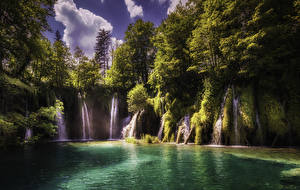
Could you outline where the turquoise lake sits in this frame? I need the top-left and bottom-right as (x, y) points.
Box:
(1, 142), (300, 190)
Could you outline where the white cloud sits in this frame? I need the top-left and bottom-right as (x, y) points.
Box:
(54, 0), (113, 58)
(111, 37), (123, 49)
(124, 0), (143, 18)
(167, 0), (188, 14)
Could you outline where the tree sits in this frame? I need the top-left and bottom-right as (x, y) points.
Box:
(0, 0), (55, 74)
(94, 29), (111, 73)
(127, 84), (149, 113)
(125, 19), (155, 84)
(49, 37), (72, 88)
(74, 46), (101, 90)
(55, 30), (62, 42)
(105, 44), (136, 91)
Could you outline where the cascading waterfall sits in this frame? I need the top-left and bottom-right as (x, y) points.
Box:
(79, 93), (92, 140)
(109, 96), (118, 139)
(81, 104), (86, 139)
(122, 116), (131, 128)
(84, 102), (92, 139)
(56, 110), (67, 141)
(157, 114), (165, 140)
(183, 115), (190, 142)
(25, 128), (32, 140)
(211, 89), (228, 145)
(157, 97), (165, 140)
(122, 111), (140, 138)
(25, 98), (32, 140)
(233, 87), (240, 145)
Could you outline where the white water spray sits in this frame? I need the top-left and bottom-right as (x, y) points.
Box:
(25, 99), (32, 140)
(109, 96), (118, 139)
(122, 111), (141, 138)
(79, 93), (92, 140)
(233, 87), (240, 145)
(183, 115), (190, 142)
(57, 110), (67, 140)
(25, 128), (32, 140)
(211, 89), (228, 145)
(157, 114), (165, 140)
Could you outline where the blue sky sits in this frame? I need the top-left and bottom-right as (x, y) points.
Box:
(45, 0), (187, 57)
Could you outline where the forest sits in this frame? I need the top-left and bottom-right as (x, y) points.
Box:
(1, 0), (300, 148)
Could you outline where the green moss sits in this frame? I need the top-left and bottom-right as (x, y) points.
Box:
(152, 91), (164, 117)
(239, 85), (255, 131)
(194, 125), (202, 145)
(222, 87), (233, 145)
(191, 78), (222, 144)
(162, 110), (173, 142)
(176, 126), (183, 143)
(259, 93), (287, 138)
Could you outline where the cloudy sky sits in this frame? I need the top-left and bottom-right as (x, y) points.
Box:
(45, 0), (187, 58)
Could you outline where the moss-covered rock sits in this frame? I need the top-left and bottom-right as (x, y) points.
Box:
(191, 78), (222, 144)
(222, 87), (234, 145)
(258, 92), (288, 146)
(238, 85), (256, 145)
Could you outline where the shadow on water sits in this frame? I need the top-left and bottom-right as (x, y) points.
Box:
(0, 142), (128, 190)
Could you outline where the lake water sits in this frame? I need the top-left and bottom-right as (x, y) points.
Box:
(1, 142), (300, 190)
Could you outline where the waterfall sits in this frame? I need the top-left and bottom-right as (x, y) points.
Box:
(25, 98), (32, 140)
(122, 111), (140, 138)
(183, 115), (190, 142)
(79, 93), (92, 140)
(176, 115), (191, 143)
(233, 88), (240, 145)
(82, 101), (92, 139)
(81, 104), (86, 139)
(56, 110), (67, 141)
(256, 111), (263, 145)
(211, 89), (228, 145)
(122, 116), (131, 127)
(109, 96), (118, 139)
(157, 114), (165, 140)
(84, 102), (92, 139)
(25, 128), (32, 140)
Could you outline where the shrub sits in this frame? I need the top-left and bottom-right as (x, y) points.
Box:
(127, 84), (149, 113)
(142, 134), (160, 144)
(125, 137), (139, 144)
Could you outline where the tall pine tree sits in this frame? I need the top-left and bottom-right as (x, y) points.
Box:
(94, 29), (111, 73)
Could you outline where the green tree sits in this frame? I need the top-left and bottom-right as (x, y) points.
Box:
(105, 44), (135, 91)
(49, 35), (72, 88)
(125, 19), (155, 84)
(127, 84), (149, 113)
(74, 46), (101, 91)
(0, 0), (55, 75)
(94, 29), (111, 73)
